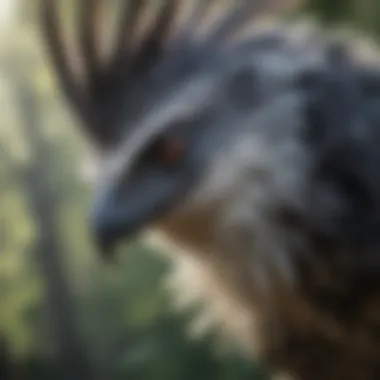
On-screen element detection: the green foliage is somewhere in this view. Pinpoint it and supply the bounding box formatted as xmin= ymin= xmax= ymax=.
xmin=303 ymin=0 xmax=380 ymax=38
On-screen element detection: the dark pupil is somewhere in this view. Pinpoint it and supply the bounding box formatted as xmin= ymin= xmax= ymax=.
xmin=149 ymin=139 xmax=165 ymax=159
xmin=143 ymin=137 xmax=183 ymax=165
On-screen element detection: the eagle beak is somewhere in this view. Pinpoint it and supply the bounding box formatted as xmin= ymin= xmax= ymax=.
xmin=91 ymin=211 xmax=122 ymax=263
xmin=90 ymin=197 xmax=146 ymax=262
xmin=89 ymin=182 xmax=141 ymax=262
xmin=89 ymin=177 xmax=182 ymax=261
xmin=90 ymin=161 xmax=196 ymax=261
xmin=92 ymin=221 xmax=119 ymax=262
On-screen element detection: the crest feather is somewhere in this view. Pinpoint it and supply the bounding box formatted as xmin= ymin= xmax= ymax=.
xmin=40 ymin=0 xmax=297 ymax=148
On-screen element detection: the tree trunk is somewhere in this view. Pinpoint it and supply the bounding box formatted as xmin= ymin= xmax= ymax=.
xmin=13 ymin=79 xmax=98 ymax=380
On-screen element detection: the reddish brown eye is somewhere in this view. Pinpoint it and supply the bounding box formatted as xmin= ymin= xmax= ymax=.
xmin=159 ymin=137 xmax=186 ymax=165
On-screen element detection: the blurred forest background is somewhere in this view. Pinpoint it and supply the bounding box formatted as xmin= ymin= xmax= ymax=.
xmin=1 ymin=1 xmax=380 ymax=379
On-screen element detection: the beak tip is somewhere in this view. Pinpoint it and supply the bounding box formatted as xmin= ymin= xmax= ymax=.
xmin=93 ymin=233 xmax=117 ymax=262
xmin=91 ymin=221 xmax=117 ymax=263
xmin=90 ymin=198 xmax=135 ymax=263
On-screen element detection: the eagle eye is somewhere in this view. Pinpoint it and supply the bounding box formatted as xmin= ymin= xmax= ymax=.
xmin=144 ymin=136 xmax=186 ymax=167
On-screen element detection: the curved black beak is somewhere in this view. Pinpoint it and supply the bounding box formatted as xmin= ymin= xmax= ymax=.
xmin=90 ymin=168 xmax=195 ymax=261
xmin=90 ymin=182 xmax=148 ymax=261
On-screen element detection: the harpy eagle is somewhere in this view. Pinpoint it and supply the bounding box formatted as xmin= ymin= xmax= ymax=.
xmin=40 ymin=1 xmax=380 ymax=379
